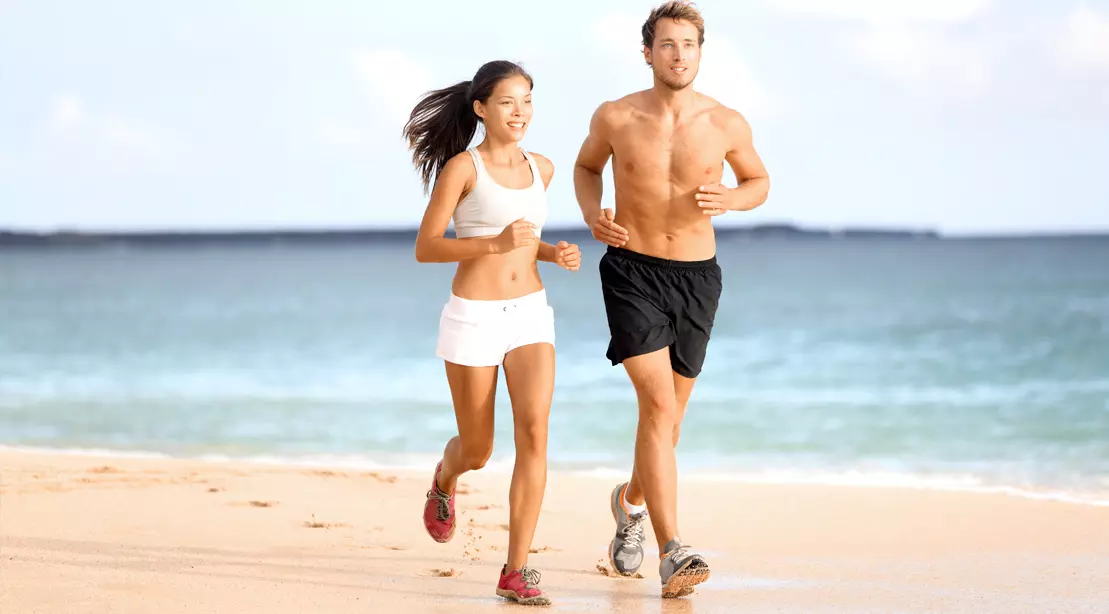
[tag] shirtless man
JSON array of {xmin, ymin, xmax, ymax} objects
[{"xmin": 573, "ymin": 1, "xmax": 770, "ymax": 598}]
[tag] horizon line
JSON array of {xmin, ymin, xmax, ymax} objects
[{"xmin": 2, "ymin": 223, "xmax": 1109, "ymax": 240}]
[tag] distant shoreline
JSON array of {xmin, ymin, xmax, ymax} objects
[
  {"xmin": 1, "ymin": 224, "xmax": 1106, "ymax": 247},
  {"xmin": 2, "ymin": 223, "xmax": 941, "ymax": 248}
]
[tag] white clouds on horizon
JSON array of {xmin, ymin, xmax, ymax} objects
[
  {"xmin": 353, "ymin": 49, "xmax": 435, "ymax": 134},
  {"xmin": 51, "ymin": 95, "xmax": 86, "ymax": 130},
  {"xmin": 851, "ymin": 26, "xmax": 992, "ymax": 100},
  {"xmin": 765, "ymin": 0, "xmax": 992, "ymax": 24},
  {"xmin": 45, "ymin": 94, "xmax": 171, "ymax": 162},
  {"xmin": 317, "ymin": 122, "xmax": 362, "ymax": 147},
  {"xmin": 1057, "ymin": 5, "xmax": 1109, "ymax": 72},
  {"xmin": 99, "ymin": 116, "xmax": 165, "ymax": 157}
]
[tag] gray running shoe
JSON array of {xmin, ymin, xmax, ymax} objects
[
  {"xmin": 659, "ymin": 539, "xmax": 710, "ymax": 598},
  {"xmin": 608, "ymin": 482, "xmax": 647, "ymax": 576}
]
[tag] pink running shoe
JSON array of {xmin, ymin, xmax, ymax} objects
[
  {"xmin": 496, "ymin": 565, "xmax": 552, "ymax": 606},
  {"xmin": 422, "ymin": 461, "xmax": 455, "ymax": 543}
]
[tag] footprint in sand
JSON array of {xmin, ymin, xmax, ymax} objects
[
  {"xmin": 304, "ymin": 514, "xmax": 350, "ymax": 529},
  {"xmin": 363, "ymin": 472, "xmax": 398, "ymax": 484},
  {"xmin": 432, "ymin": 568, "xmax": 461, "ymax": 577},
  {"xmin": 473, "ymin": 504, "xmax": 502, "ymax": 511},
  {"xmin": 308, "ymin": 469, "xmax": 349, "ymax": 478},
  {"xmin": 248, "ymin": 500, "xmax": 278, "ymax": 508}
]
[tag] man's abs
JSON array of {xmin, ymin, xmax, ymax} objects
[
  {"xmin": 609, "ymin": 101, "xmax": 730, "ymax": 262},
  {"xmin": 611, "ymin": 158, "xmax": 724, "ymax": 262}
]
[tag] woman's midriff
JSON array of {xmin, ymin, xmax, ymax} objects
[{"xmin": 450, "ymin": 237, "xmax": 543, "ymax": 301}]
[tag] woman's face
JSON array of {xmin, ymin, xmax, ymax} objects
[{"xmin": 475, "ymin": 74, "xmax": 533, "ymax": 143}]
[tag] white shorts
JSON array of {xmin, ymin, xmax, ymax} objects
[{"xmin": 436, "ymin": 289, "xmax": 555, "ymax": 367}]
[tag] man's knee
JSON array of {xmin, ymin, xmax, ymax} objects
[{"xmin": 638, "ymin": 392, "xmax": 678, "ymax": 431}]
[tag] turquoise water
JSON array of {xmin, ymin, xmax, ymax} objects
[{"xmin": 2, "ymin": 235, "xmax": 1107, "ymax": 502}]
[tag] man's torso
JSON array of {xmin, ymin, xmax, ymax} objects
[{"xmin": 608, "ymin": 90, "xmax": 731, "ymax": 262}]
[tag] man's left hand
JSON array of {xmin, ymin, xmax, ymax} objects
[{"xmin": 695, "ymin": 183, "xmax": 732, "ymax": 216}]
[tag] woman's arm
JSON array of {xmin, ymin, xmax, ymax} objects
[{"xmin": 414, "ymin": 154, "xmax": 499, "ymax": 263}]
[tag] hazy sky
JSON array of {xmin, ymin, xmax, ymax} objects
[{"xmin": 2, "ymin": 0, "xmax": 1108, "ymax": 234}]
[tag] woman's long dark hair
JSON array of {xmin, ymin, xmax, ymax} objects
[{"xmin": 403, "ymin": 60, "xmax": 534, "ymax": 193}]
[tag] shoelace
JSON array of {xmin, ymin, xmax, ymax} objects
[
  {"xmin": 520, "ymin": 567, "xmax": 542, "ymax": 588},
  {"xmin": 619, "ymin": 513, "xmax": 646, "ymax": 544},
  {"xmin": 427, "ymin": 487, "xmax": 452, "ymax": 522},
  {"xmin": 668, "ymin": 544, "xmax": 690, "ymax": 560}
]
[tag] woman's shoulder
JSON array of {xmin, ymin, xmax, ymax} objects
[{"xmin": 525, "ymin": 150, "xmax": 554, "ymax": 187}]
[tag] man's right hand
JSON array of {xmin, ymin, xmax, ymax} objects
[
  {"xmin": 590, "ymin": 208, "xmax": 629, "ymax": 248},
  {"xmin": 493, "ymin": 218, "xmax": 537, "ymax": 254}
]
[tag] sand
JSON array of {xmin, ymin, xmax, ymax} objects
[{"xmin": 2, "ymin": 450, "xmax": 1108, "ymax": 613}]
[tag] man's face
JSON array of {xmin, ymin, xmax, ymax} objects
[{"xmin": 644, "ymin": 18, "xmax": 701, "ymax": 90}]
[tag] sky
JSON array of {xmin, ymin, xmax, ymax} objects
[{"xmin": 1, "ymin": 0, "xmax": 1108, "ymax": 235}]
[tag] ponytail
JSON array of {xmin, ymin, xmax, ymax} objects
[
  {"xmin": 403, "ymin": 60, "xmax": 535, "ymax": 194},
  {"xmin": 403, "ymin": 81, "xmax": 478, "ymax": 193}
]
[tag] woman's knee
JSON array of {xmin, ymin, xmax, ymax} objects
[
  {"xmin": 514, "ymin": 419, "xmax": 548, "ymax": 455},
  {"xmin": 459, "ymin": 439, "xmax": 494, "ymax": 471}
]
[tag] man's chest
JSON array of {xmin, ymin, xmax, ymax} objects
[{"xmin": 612, "ymin": 119, "xmax": 728, "ymax": 180}]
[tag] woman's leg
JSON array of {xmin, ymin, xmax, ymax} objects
[
  {"xmin": 438, "ymin": 362, "xmax": 498, "ymax": 490},
  {"xmin": 500, "ymin": 342, "xmax": 555, "ymax": 571},
  {"xmin": 423, "ymin": 361, "xmax": 497, "ymax": 543}
]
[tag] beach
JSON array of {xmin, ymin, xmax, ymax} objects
[
  {"xmin": 3, "ymin": 449, "xmax": 1108, "ymax": 613},
  {"xmin": 3, "ymin": 239, "xmax": 1108, "ymax": 612}
]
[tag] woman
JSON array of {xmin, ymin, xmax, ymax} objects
[{"xmin": 403, "ymin": 60, "xmax": 579, "ymax": 606}]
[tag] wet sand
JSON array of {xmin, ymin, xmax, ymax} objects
[{"xmin": 2, "ymin": 450, "xmax": 1108, "ymax": 613}]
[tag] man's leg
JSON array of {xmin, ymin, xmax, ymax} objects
[
  {"xmin": 624, "ymin": 371, "xmax": 696, "ymax": 507},
  {"xmin": 621, "ymin": 348, "xmax": 710, "ymax": 597},
  {"xmin": 621, "ymin": 347, "xmax": 682, "ymax": 555}
]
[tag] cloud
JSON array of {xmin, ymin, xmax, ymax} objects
[
  {"xmin": 762, "ymin": 0, "xmax": 997, "ymax": 100},
  {"xmin": 45, "ymin": 94, "xmax": 168, "ymax": 160},
  {"xmin": 697, "ymin": 37, "xmax": 778, "ymax": 119},
  {"xmin": 352, "ymin": 49, "xmax": 435, "ymax": 132},
  {"xmin": 851, "ymin": 26, "xmax": 991, "ymax": 99},
  {"xmin": 51, "ymin": 95, "xmax": 86, "ymax": 130},
  {"xmin": 317, "ymin": 121, "xmax": 362, "ymax": 147},
  {"xmin": 1057, "ymin": 5, "xmax": 1109, "ymax": 72},
  {"xmin": 766, "ymin": 0, "xmax": 992, "ymax": 24},
  {"xmin": 99, "ymin": 117, "xmax": 165, "ymax": 157}
]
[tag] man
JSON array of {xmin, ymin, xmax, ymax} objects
[{"xmin": 572, "ymin": 0, "xmax": 770, "ymax": 599}]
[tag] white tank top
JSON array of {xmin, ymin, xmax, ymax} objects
[{"xmin": 452, "ymin": 147, "xmax": 548, "ymax": 239}]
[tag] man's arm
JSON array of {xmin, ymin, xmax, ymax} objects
[
  {"xmin": 697, "ymin": 110, "xmax": 770, "ymax": 214},
  {"xmin": 722, "ymin": 110, "xmax": 769, "ymax": 211},
  {"xmin": 573, "ymin": 102, "xmax": 614, "ymax": 222},
  {"xmin": 574, "ymin": 102, "xmax": 628, "ymax": 246}
]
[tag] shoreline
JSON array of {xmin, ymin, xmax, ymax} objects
[
  {"xmin": 4, "ymin": 444, "xmax": 1107, "ymax": 508},
  {"xmin": 3, "ymin": 448, "xmax": 1109, "ymax": 613}
]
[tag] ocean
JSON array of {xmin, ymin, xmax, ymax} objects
[{"xmin": 2, "ymin": 233, "xmax": 1107, "ymax": 504}]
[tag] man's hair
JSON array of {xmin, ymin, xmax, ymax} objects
[{"xmin": 641, "ymin": 1, "xmax": 705, "ymax": 49}]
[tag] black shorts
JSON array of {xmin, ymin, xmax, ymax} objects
[{"xmin": 599, "ymin": 246, "xmax": 723, "ymax": 379}]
